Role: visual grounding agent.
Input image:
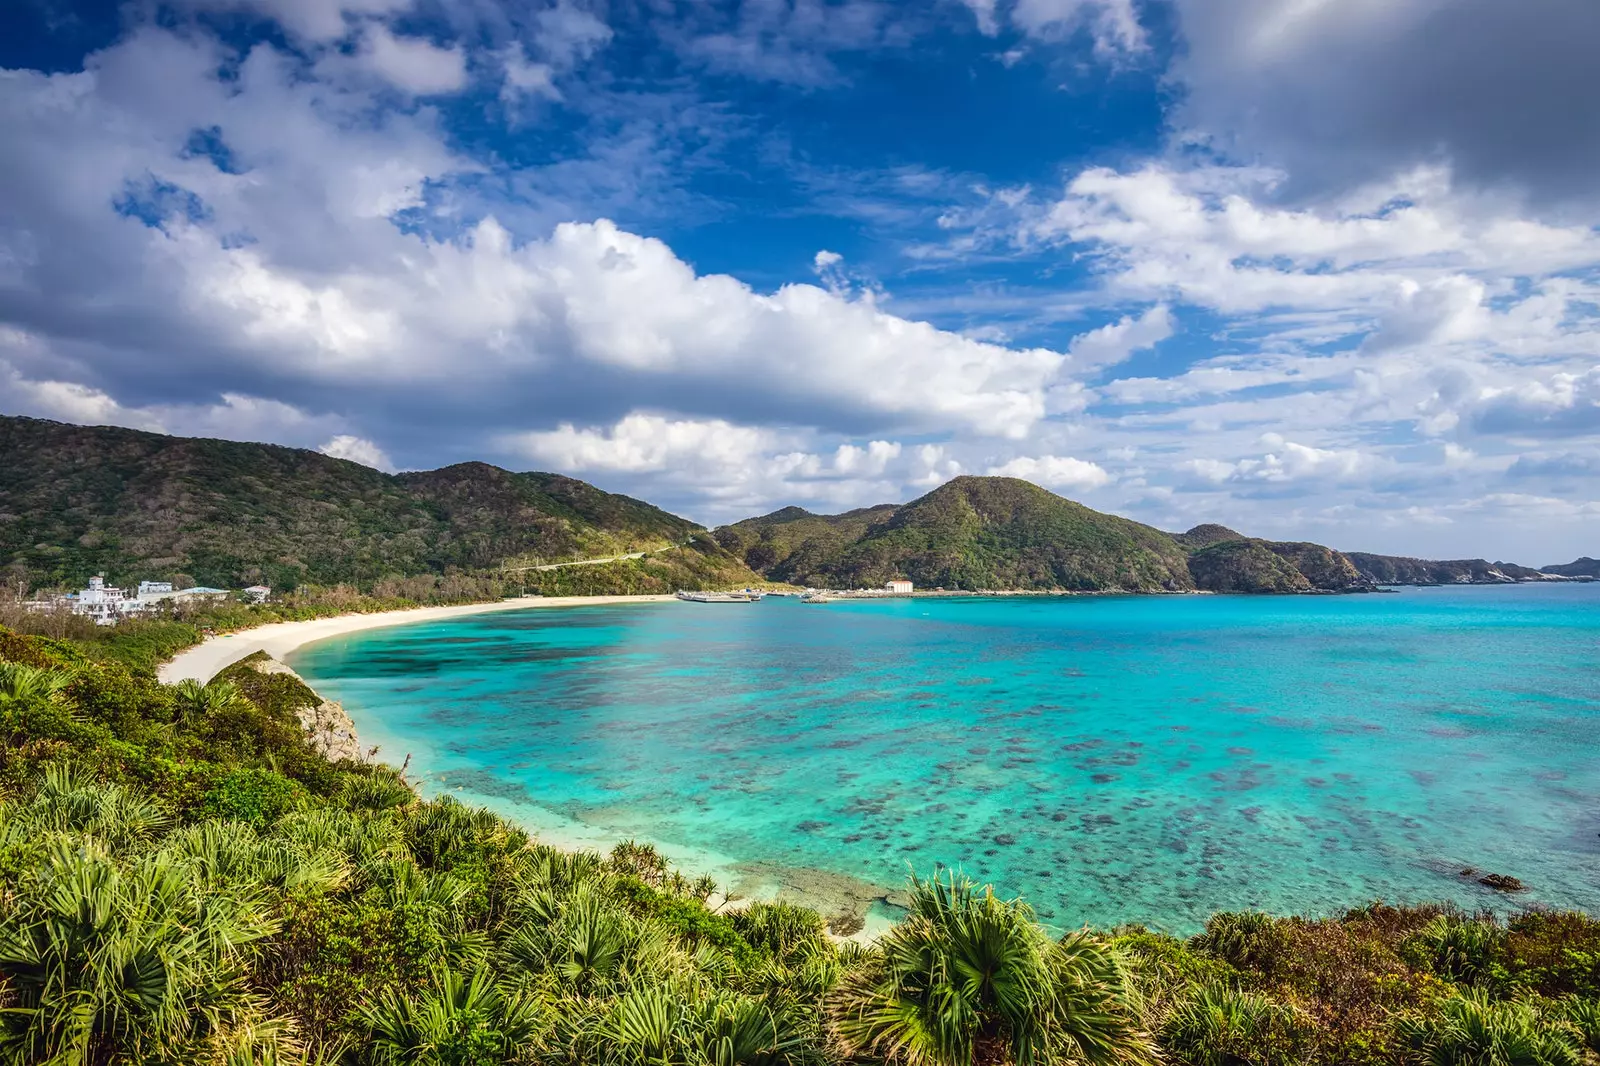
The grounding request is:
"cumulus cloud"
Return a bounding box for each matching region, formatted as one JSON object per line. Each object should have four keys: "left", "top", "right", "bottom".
{"left": 318, "top": 434, "right": 395, "bottom": 470}
{"left": 0, "top": 26, "right": 1070, "bottom": 462}
{"left": 1469, "top": 367, "right": 1600, "bottom": 439}
{"left": 986, "top": 454, "right": 1111, "bottom": 491}
{"left": 355, "top": 25, "right": 468, "bottom": 95}
{"left": 504, "top": 414, "right": 956, "bottom": 521}
{"left": 1066, "top": 304, "right": 1172, "bottom": 373}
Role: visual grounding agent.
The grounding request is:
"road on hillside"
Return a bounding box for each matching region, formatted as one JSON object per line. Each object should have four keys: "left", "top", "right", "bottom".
{"left": 498, "top": 541, "right": 692, "bottom": 573}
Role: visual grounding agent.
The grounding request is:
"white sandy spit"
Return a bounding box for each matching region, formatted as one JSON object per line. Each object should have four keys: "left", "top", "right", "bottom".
{"left": 157, "top": 595, "right": 677, "bottom": 685}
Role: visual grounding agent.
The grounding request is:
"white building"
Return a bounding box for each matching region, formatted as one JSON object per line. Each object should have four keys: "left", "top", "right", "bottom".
{"left": 137, "top": 580, "right": 174, "bottom": 601}
{"left": 243, "top": 585, "right": 271, "bottom": 603}
{"left": 885, "top": 579, "right": 914, "bottom": 594}
{"left": 70, "top": 575, "right": 149, "bottom": 625}
{"left": 173, "top": 587, "right": 230, "bottom": 603}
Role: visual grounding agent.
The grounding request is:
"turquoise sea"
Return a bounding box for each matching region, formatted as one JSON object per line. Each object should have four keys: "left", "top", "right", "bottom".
{"left": 290, "top": 585, "right": 1600, "bottom": 932}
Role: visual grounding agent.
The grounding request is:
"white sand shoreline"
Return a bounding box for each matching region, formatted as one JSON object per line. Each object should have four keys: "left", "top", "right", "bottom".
{"left": 156, "top": 594, "right": 677, "bottom": 685}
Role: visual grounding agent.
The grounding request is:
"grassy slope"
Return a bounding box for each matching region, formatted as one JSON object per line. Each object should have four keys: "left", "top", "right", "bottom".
{"left": 0, "top": 416, "right": 699, "bottom": 590}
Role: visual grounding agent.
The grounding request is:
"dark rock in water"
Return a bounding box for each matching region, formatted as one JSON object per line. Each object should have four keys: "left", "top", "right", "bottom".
{"left": 993, "top": 833, "right": 1017, "bottom": 846}
{"left": 828, "top": 913, "right": 865, "bottom": 937}
{"left": 1478, "top": 872, "right": 1527, "bottom": 892}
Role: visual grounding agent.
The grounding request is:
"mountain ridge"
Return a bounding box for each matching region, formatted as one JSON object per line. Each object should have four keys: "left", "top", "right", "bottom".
{"left": 2, "top": 415, "right": 1589, "bottom": 594}
{"left": 0, "top": 415, "right": 713, "bottom": 590}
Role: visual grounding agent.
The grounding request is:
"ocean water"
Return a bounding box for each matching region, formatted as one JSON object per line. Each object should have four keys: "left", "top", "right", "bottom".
{"left": 290, "top": 585, "right": 1600, "bottom": 932}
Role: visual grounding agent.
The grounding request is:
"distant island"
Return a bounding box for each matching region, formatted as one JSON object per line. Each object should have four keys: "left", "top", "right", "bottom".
{"left": 1, "top": 414, "right": 1591, "bottom": 599}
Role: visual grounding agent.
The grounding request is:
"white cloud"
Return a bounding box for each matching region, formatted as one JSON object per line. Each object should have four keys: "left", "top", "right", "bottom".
{"left": 356, "top": 25, "right": 468, "bottom": 95}
{"left": 509, "top": 414, "right": 778, "bottom": 475}
{"left": 986, "top": 454, "right": 1112, "bottom": 491}
{"left": 318, "top": 434, "right": 395, "bottom": 470}
{"left": 1469, "top": 366, "right": 1600, "bottom": 439}
{"left": 1066, "top": 304, "right": 1172, "bottom": 373}
{"left": 499, "top": 45, "right": 559, "bottom": 103}
{"left": 1010, "top": 0, "right": 1146, "bottom": 55}
{"left": 504, "top": 414, "right": 957, "bottom": 522}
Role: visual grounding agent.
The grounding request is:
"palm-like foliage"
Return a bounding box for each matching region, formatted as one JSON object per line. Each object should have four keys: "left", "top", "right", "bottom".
{"left": 172, "top": 678, "right": 254, "bottom": 729}
{"left": 0, "top": 839, "right": 276, "bottom": 1064}
{"left": 830, "top": 872, "right": 1157, "bottom": 1066}
{"left": 1162, "top": 984, "right": 1303, "bottom": 1066}
{"left": 1401, "top": 916, "right": 1504, "bottom": 988}
{"left": 697, "top": 995, "right": 807, "bottom": 1066}
{"left": 362, "top": 966, "right": 544, "bottom": 1065}
{"left": 1397, "top": 992, "right": 1584, "bottom": 1066}
{"left": 0, "top": 662, "right": 72, "bottom": 706}
{"left": 4, "top": 764, "right": 172, "bottom": 853}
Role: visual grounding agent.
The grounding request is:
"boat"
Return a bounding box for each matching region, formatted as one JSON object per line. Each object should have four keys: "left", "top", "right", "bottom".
{"left": 675, "top": 590, "right": 760, "bottom": 603}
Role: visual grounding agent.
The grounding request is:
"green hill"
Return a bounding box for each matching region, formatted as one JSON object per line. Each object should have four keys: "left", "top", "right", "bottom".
{"left": 0, "top": 416, "right": 702, "bottom": 590}
{"left": 1172, "top": 523, "right": 1246, "bottom": 550}
{"left": 714, "top": 504, "right": 900, "bottom": 581}
{"left": 1186, "top": 539, "right": 1313, "bottom": 593}
{"left": 722, "top": 477, "right": 1196, "bottom": 592}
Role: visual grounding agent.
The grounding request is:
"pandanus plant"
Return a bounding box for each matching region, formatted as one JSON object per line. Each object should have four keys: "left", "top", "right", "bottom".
{"left": 830, "top": 872, "right": 1158, "bottom": 1066}
{"left": 8, "top": 763, "right": 172, "bottom": 853}
{"left": 0, "top": 838, "right": 277, "bottom": 1064}
{"left": 0, "top": 661, "right": 72, "bottom": 706}
{"left": 1161, "top": 984, "right": 1303, "bottom": 1066}
{"left": 171, "top": 677, "right": 254, "bottom": 730}
{"left": 1396, "top": 991, "right": 1587, "bottom": 1066}
{"left": 362, "top": 966, "right": 544, "bottom": 1066}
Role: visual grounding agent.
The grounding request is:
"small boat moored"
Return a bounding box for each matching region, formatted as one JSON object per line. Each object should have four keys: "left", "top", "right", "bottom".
{"left": 675, "top": 590, "right": 761, "bottom": 603}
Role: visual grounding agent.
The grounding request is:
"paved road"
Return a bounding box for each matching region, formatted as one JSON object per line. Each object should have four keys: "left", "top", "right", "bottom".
{"left": 500, "top": 541, "right": 692, "bottom": 573}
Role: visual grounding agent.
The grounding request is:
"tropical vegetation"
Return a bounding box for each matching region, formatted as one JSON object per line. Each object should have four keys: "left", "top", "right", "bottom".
{"left": 2, "top": 623, "right": 1598, "bottom": 1064}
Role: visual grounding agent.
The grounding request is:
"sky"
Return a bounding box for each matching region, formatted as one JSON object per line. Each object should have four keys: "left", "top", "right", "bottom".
{"left": 2, "top": 0, "right": 1598, "bottom": 563}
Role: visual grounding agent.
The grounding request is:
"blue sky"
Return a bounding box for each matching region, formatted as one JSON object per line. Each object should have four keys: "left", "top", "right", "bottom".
{"left": 3, "top": 0, "right": 1599, "bottom": 562}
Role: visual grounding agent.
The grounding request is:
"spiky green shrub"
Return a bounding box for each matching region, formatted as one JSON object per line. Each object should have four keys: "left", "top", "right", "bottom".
{"left": 1395, "top": 991, "right": 1584, "bottom": 1066}
{"left": 1163, "top": 984, "right": 1306, "bottom": 1066}
{"left": 0, "top": 837, "right": 277, "bottom": 1062}
{"left": 1192, "top": 913, "right": 1286, "bottom": 974}
{"left": 829, "top": 871, "right": 1157, "bottom": 1066}
{"left": 1400, "top": 916, "right": 1505, "bottom": 989}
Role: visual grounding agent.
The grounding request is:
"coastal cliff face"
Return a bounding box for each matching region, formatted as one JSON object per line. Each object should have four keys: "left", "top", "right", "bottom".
{"left": 222, "top": 652, "right": 364, "bottom": 763}
{"left": 1346, "top": 553, "right": 1555, "bottom": 585}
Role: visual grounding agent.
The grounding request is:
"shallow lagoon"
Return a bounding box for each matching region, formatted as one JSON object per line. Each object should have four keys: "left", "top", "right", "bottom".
{"left": 291, "top": 584, "right": 1600, "bottom": 932}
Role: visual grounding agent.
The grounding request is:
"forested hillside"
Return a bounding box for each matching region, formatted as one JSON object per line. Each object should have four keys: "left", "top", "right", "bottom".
{"left": 0, "top": 416, "right": 700, "bottom": 590}
{"left": 722, "top": 477, "right": 1195, "bottom": 592}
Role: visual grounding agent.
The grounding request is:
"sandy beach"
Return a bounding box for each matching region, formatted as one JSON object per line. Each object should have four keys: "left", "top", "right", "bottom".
{"left": 157, "top": 594, "right": 677, "bottom": 685}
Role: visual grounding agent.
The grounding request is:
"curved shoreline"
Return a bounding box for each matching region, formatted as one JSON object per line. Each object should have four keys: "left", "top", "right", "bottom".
{"left": 156, "top": 594, "right": 678, "bottom": 685}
